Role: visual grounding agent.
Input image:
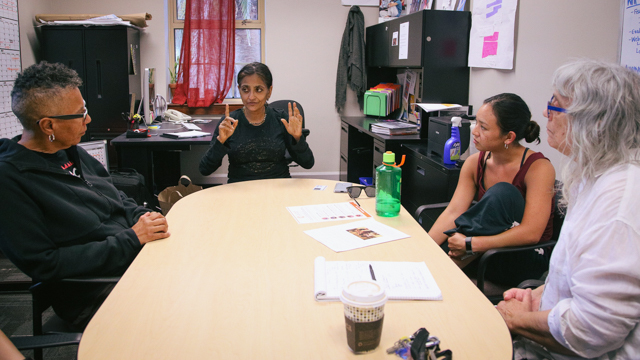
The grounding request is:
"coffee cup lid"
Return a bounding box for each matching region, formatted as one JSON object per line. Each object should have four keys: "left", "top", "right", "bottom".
{"left": 340, "top": 280, "right": 387, "bottom": 307}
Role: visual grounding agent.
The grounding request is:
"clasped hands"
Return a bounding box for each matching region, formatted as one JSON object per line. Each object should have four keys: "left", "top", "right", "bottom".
{"left": 217, "top": 103, "right": 303, "bottom": 144}
{"left": 132, "top": 212, "right": 170, "bottom": 245}
{"left": 497, "top": 287, "right": 540, "bottom": 330}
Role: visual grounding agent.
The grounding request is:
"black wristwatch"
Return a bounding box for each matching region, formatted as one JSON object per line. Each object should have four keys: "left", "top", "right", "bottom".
{"left": 465, "top": 237, "right": 474, "bottom": 255}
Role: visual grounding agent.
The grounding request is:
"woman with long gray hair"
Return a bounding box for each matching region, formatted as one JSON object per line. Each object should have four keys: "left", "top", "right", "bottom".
{"left": 497, "top": 59, "right": 640, "bottom": 359}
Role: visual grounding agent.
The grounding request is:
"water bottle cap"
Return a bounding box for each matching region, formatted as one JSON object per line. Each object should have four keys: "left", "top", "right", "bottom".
{"left": 382, "top": 151, "right": 395, "bottom": 164}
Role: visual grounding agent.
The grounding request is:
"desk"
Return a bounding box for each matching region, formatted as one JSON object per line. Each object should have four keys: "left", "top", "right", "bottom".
{"left": 78, "top": 179, "right": 511, "bottom": 359}
{"left": 111, "top": 121, "right": 219, "bottom": 193}
{"left": 340, "top": 117, "right": 426, "bottom": 185}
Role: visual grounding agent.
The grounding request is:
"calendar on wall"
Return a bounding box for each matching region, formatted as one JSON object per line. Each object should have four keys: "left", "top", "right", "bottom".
{"left": 0, "top": 0, "right": 20, "bottom": 139}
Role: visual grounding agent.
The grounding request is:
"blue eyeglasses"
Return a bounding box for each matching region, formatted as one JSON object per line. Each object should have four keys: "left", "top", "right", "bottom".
{"left": 547, "top": 96, "right": 567, "bottom": 117}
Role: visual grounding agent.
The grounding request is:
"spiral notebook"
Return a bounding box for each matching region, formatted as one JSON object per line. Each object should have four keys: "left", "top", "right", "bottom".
{"left": 313, "top": 256, "right": 442, "bottom": 301}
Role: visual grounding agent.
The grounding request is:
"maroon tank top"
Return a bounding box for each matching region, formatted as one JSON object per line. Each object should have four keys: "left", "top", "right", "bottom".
{"left": 476, "top": 149, "right": 554, "bottom": 242}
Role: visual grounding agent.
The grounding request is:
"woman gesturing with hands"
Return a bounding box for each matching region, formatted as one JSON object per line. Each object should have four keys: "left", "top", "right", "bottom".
{"left": 200, "top": 62, "right": 314, "bottom": 183}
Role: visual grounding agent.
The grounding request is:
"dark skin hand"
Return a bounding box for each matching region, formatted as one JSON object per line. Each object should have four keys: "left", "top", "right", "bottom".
{"left": 132, "top": 212, "right": 170, "bottom": 245}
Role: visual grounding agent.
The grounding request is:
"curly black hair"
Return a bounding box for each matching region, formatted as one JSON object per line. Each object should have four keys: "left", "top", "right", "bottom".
{"left": 11, "top": 61, "right": 82, "bottom": 130}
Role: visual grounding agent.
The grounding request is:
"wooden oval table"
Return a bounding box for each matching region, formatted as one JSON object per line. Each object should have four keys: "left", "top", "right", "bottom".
{"left": 78, "top": 178, "right": 512, "bottom": 359}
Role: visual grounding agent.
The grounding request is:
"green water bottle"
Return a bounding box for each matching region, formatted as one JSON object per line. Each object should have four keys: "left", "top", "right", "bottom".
{"left": 375, "top": 151, "right": 402, "bottom": 217}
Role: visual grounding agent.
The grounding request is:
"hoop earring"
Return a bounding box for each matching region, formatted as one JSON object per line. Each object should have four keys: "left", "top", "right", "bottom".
{"left": 504, "top": 143, "right": 508, "bottom": 149}
{"left": 49, "top": 133, "right": 55, "bottom": 142}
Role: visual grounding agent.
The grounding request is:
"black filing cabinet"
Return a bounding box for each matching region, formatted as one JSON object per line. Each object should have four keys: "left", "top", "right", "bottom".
{"left": 41, "top": 25, "right": 141, "bottom": 167}
{"left": 402, "top": 143, "right": 460, "bottom": 224}
{"left": 365, "top": 10, "right": 471, "bottom": 105}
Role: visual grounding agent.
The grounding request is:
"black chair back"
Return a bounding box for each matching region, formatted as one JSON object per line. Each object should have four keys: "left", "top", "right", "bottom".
{"left": 268, "top": 100, "right": 305, "bottom": 128}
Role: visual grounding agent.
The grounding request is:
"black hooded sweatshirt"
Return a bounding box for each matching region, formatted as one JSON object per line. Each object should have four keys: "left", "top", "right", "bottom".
{"left": 0, "top": 136, "right": 145, "bottom": 327}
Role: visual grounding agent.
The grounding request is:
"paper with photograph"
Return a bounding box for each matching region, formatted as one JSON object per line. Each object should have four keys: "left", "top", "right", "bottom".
{"left": 304, "top": 218, "right": 409, "bottom": 252}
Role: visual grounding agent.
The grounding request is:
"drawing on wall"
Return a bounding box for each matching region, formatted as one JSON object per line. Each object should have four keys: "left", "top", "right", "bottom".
{"left": 379, "top": 0, "right": 403, "bottom": 20}
{"left": 621, "top": 0, "right": 640, "bottom": 73}
{"left": 468, "top": 0, "right": 518, "bottom": 70}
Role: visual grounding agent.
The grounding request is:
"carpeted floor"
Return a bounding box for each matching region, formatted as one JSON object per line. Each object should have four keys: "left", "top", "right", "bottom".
{"left": 0, "top": 256, "right": 77, "bottom": 360}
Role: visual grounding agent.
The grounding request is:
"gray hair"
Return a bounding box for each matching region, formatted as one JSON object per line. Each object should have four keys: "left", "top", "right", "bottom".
{"left": 11, "top": 61, "right": 82, "bottom": 131}
{"left": 552, "top": 59, "right": 640, "bottom": 206}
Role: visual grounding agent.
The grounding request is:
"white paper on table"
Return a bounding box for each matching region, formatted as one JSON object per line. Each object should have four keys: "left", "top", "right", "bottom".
{"left": 304, "top": 218, "right": 410, "bottom": 252}
{"left": 313, "top": 256, "right": 443, "bottom": 301}
{"left": 287, "top": 202, "right": 371, "bottom": 224}
{"left": 467, "top": 0, "right": 518, "bottom": 70}
{"left": 399, "top": 22, "right": 409, "bottom": 60}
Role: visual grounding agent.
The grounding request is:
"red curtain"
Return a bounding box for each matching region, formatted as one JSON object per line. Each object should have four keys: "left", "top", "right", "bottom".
{"left": 172, "top": 0, "right": 235, "bottom": 107}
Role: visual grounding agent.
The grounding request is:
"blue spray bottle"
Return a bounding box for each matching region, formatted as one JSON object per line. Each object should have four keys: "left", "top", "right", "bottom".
{"left": 443, "top": 116, "right": 462, "bottom": 165}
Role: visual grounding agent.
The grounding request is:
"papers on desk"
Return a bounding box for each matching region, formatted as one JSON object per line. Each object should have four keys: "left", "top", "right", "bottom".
{"left": 160, "top": 130, "right": 211, "bottom": 139}
{"left": 287, "top": 201, "right": 371, "bottom": 224}
{"left": 304, "top": 218, "right": 409, "bottom": 252}
{"left": 414, "top": 103, "right": 462, "bottom": 113}
{"left": 314, "top": 256, "right": 442, "bottom": 301}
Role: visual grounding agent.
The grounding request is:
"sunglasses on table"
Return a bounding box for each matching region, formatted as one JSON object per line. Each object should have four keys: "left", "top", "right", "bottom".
{"left": 346, "top": 186, "right": 375, "bottom": 206}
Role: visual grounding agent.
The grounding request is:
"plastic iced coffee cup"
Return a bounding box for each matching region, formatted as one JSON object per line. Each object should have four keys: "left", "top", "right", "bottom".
{"left": 339, "top": 280, "right": 388, "bottom": 353}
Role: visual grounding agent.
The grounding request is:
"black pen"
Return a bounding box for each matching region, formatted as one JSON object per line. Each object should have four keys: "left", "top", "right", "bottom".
{"left": 369, "top": 264, "right": 377, "bottom": 281}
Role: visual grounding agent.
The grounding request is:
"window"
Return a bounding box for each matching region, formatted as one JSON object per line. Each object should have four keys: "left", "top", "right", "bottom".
{"left": 169, "top": 0, "right": 265, "bottom": 100}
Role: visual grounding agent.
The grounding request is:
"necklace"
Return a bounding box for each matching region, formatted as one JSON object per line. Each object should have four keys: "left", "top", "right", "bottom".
{"left": 243, "top": 107, "right": 266, "bottom": 126}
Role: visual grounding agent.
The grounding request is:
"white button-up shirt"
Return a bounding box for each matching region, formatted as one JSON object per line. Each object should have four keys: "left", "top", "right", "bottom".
{"left": 539, "top": 163, "right": 640, "bottom": 359}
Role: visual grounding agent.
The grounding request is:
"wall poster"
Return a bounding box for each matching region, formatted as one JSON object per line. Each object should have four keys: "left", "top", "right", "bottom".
{"left": 467, "top": 0, "right": 518, "bottom": 70}
{"left": 621, "top": 0, "right": 640, "bottom": 73}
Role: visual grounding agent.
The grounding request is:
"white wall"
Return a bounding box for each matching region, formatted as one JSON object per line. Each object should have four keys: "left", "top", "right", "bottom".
{"left": 467, "top": 0, "right": 620, "bottom": 174}
{"left": 18, "top": 0, "right": 51, "bottom": 66}
{"left": 17, "top": 0, "right": 621, "bottom": 183}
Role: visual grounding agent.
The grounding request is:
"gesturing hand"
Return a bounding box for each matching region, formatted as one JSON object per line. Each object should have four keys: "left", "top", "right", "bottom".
{"left": 280, "top": 102, "right": 303, "bottom": 142}
{"left": 132, "top": 212, "right": 170, "bottom": 245}
{"left": 218, "top": 104, "right": 238, "bottom": 144}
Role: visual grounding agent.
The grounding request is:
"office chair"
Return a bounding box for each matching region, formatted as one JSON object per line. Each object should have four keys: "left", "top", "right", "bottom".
{"left": 29, "top": 277, "right": 119, "bottom": 360}
{"left": 9, "top": 332, "right": 82, "bottom": 351}
{"left": 415, "top": 181, "right": 565, "bottom": 304}
{"left": 268, "top": 100, "right": 311, "bottom": 167}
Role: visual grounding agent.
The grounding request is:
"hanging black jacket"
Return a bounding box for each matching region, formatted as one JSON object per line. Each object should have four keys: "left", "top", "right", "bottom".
{"left": 335, "top": 5, "right": 366, "bottom": 112}
{"left": 0, "top": 136, "right": 146, "bottom": 326}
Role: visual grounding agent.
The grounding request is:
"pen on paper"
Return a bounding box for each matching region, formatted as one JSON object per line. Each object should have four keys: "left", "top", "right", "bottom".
{"left": 369, "top": 264, "right": 377, "bottom": 281}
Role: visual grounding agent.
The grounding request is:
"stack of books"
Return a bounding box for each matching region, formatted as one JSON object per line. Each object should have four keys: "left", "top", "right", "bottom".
{"left": 370, "top": 120, "right": 419, "bottom": 135}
